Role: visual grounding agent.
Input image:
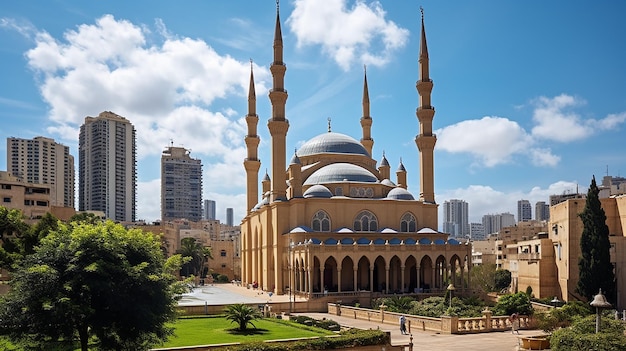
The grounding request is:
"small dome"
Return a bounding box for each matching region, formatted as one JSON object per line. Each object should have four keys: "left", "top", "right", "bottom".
{"left": 381, "top": 179, "right": 396, "bottom": 187}
{"left": 298, "top": 132, "right": 369, "bottom": 157}
{"left": 386, "top": 187, "right": 415, "bottom": 200}
{"left": 290, "top": 152, "right": 301, "bottom": 165}
{"left": 304, "top": 163, "right": 378, "bottom": 185}
{"left": 397, "top": 161, "right": 406, "bottom": 172}
{"left": 303, "top": 184, "right": 333, "bottom": 198}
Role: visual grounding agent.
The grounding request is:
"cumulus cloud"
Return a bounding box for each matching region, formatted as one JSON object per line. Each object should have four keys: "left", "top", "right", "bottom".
{"left": 287, "top": 0, "right": 409, "bottom": 70}
{"left": 17, "top": 14, "right": 271, "bottom": 222}
{"left": 437, "top": 94, "right": 626, "bottom": 168}
{"left": 437, "top": 180, "right": 580, "bottom": 224}
{"left": 436, "top": 116, "right": 532, "bottom": 167}
{"left": 531, "top": 94, "right": 626, "bottom": 142}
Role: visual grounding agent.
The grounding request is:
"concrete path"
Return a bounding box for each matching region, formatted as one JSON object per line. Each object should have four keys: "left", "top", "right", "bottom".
{"left": 298, "top": 312, "right": 546, "bottom": 351}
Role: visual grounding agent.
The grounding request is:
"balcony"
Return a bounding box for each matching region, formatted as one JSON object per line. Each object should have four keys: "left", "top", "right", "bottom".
{"left": 518, "top": 252, "right": 541, "bottom": 262}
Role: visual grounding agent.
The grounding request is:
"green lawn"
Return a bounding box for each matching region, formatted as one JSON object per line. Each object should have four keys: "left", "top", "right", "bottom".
{"left": 157, "top": 316, "right": 335, "bottom": 348}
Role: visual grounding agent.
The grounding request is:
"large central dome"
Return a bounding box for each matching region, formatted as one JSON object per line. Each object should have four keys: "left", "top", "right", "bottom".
{"left": 298, "top": 132, "right": 369, "bottom": 157}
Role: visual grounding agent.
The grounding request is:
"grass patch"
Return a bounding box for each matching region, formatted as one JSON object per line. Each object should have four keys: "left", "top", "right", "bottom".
{"left": 158, "top": 316, "right": 335, "bottom": 348}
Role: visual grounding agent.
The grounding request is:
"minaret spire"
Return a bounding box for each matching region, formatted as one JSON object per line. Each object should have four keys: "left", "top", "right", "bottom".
{"left": 360, "top": 65, "right": 374, "bottom": 156}
{"left": 244, "top": 59, "right": 261, "bottom": 212}
{"left": 415, "top": 7, "right": 437, "bottom": 203}
{"left": 268, "top": 0, "right": 289, "bottom": 202}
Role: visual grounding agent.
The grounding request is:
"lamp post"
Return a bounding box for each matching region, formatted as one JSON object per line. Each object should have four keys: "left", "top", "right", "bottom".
{"left": 447, "top": 284, "right": 455, "bottom": 309}
{"left": 590, "top": 289, "right": 612, "bottom": 333}
{"left": 551, "top": 296, "right": 560, "bottom": 309}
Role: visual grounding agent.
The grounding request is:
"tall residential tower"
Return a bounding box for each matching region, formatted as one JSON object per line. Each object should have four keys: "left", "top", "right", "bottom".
{"left": 161, "top": 144, "right": 203, "bottom": 222}
{"left": 79, "top": 111, "right": 136, "bottom": 222}
{"left": 7, "top": 136, "right": 74, "bottom": 208}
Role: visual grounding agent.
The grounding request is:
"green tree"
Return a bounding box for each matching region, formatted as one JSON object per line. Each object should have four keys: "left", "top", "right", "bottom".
{"left": 494, "top": 269, "right": 512, "bottom": 291}
{"left": 577, "top": 176, "right": 616, "bottom": 302}
{"left": 0, "top": 206, "right": 31, "bottom": 269}
{"left": 470, "top": 263, "right": 497, "bottom": 293}
{"left": 0, "top": 220, "right": 180, "bottom": 351}
{"left": 68, "top": 212, "right": 102, "bottom": 224}
{"left": 178, "top": 237, "right": 213, "bottom": 278}
{"left": 224, "top": 303, "right": 262, "bottom": 331}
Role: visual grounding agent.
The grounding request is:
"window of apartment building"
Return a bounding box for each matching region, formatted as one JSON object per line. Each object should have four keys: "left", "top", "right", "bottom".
{"left": 3, "top": 197, "right": 11, "bottom": 203}
{"left": 1, "top": 184, "right": 10, "bottom": 190}
{"left": 221, "top": 264, "right": 226, "bottom": 268}
{"left": 220, "top": 250, "right": 226, "bottom": 257}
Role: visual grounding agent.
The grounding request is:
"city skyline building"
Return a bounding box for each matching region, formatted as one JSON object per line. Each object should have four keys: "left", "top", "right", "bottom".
{"left": 79, "top": 111, "right": 136, "bottom": 222}
{"left": 7, "top": 136, "right": 75, "bottom": 208}
{"left": 442, "top": 199, "right": 469, "bottom": 238}
{"left": 535, "top": 201, "right": 550, "bottom": 221}
{"left": 482, "top": 212, "right": 516, "bottom": 236}
{"left": 6, "top": 136, "right": 75, "bottom": 208}
{"left": 226, "top": 207, "right": 233, "bottom": 226}
{"left": 470, "top": 222, "right": 486, "bottom": 240}
{"left": 204, "top": 199, "right": 216, "bottom": 220}
{"left": 517, "top": 199, "right": 532, "bottom": 222}
{"left": 161, "top": 144, "right": 203, "bottom": 222}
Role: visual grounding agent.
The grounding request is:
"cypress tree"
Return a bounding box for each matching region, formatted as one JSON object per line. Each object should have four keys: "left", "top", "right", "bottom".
{"left": 576, "top": 176, "right": 616, "bottom": 302}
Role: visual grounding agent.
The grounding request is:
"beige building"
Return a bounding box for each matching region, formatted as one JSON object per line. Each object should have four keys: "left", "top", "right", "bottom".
{"left": 240, "top": 8, "right": 471, "bottom": 297}
{"left": 0, "top": 171, "right": 51, "bottom": 219}
{"left": 7, "top": 136, "right": 75, "bottom": 208}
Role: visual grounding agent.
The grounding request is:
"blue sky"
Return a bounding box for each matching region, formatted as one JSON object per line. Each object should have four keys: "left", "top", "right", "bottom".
{"left": 1, "top": 0, "right": 625, "bottom": 227}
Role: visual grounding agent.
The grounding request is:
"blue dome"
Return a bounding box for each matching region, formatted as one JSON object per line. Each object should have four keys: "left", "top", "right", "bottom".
{"left": 298, "top": 132, "right": 369, "bottom": 157}
{"left": 304, "top": 163, "right": 378, "bottom": 185}
{"left": 386, "top": 187, "right": 415, "bottom": 200}
{"left": 303, "top": 184, "right": 333, "bottom": 198}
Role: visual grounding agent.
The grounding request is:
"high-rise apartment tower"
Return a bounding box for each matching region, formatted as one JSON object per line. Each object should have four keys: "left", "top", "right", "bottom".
{"left": 161, "top": 144, "right": 203, "bottom": 222}
{"left": 7, "top": 136, "right": 74, "bottom": 208}
{"left": 79, "top": 111, "right": 136, "bottom": 222}
{"left": 442, "top": 199, "right": 469, "bottom": 237}
{"left": 226, "top": 207, "right": 234, "bottom": 226}
{"left": 204, "top": 199, "right": 216, "bottom": 220}
{"left": 517, "top": 199, "right": 532, "bottom": 222}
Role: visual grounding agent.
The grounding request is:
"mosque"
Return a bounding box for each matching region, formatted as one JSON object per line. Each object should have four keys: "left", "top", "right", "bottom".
{"left": 240, "top": 5, "right": 472, "bottom": 298}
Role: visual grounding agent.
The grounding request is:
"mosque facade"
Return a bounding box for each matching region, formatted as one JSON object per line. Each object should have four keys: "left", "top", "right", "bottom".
{"left": 241, "top": 6, "right": 471, "bottom": 297}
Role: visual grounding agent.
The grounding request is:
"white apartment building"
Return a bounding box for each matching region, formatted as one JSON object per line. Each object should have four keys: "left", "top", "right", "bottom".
{"left": 442, "top": 199, "right": 469, "bottom": 238}
{"left": 79, "top": 111, "right": 136, "bottom": 222}
{"left": 161, "top": 145, "right": 203, "bottom": 222}
{"left": 7, "top": 136, "right": 74, "bottom": 208}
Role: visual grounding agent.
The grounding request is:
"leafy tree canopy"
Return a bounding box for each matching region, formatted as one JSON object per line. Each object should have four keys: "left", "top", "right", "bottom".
{"left": 494, "top": 269, "right": 512, "bottom": 291}
{"left": 0, "top": 220, "right": 181, "bottom": 351}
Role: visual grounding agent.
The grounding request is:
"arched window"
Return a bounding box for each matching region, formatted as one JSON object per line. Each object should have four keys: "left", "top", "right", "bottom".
{"left": 400, "top": 212, "right": 417, "bottom": 232}
{"left": 312, "top": 210, "right": 331, "bottom": 232}
{"left": 354, "top": 211, "right": 378, "bottom": 232}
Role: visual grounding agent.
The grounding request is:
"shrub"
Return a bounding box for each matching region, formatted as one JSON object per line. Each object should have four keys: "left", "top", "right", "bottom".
{"left": 550, "top": 315, "right": 626, "bottom": 351}
{"left": 536, "top": 301, "right": 593, "bottom": 332}
{"left": 493, "top": 292, "right": 533, "bottom": 316}
{"left": 217, "top": 274, "right": 230, "bottom": 283}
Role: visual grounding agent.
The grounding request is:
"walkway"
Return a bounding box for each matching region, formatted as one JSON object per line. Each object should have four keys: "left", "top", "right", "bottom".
{"left": 180, "top": 284, "right": 546, "bottom": 350}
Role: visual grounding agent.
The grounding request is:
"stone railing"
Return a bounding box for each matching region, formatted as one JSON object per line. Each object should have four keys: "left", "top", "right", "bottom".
{"left": 328, "top": 303, "right": 533, "bottom": 335}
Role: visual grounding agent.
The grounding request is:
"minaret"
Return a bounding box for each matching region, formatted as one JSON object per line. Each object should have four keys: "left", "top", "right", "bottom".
{"left": 244, "top": 61, "right": 261, "bottom": 212}
{"left": 360, "top": 65, "right": 374, "bottom": 156}
{"left": 267, "top": 1, "right": 289, "bottom": 202}
{"left": 415, "top": 8, "right": 436, "bottom": 203}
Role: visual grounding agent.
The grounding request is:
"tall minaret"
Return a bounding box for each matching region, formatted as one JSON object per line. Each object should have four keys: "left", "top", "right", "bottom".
{"left": 415, "top": 7, "right": 436, "bottom": 203}
{"left": 267, "top": 0, "right": 289, "bottom": 202}
{"left": 244, "top": 61, "right": 261, "bottom": 212}
{"left": 360, "top": 66, "right": 374, "bottom": 156}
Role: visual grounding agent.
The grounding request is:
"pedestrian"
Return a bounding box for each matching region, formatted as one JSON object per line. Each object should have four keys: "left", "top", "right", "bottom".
{"left": 399, "top": 315, "right": 407, "bottom": 335}
{"left": 510, "top": 313, "right": 519, "bottom": 334}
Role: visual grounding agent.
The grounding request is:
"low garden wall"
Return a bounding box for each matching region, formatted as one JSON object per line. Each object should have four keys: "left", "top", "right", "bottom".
{"left": 328, "top": 303, "right": 534, "bottom": 335}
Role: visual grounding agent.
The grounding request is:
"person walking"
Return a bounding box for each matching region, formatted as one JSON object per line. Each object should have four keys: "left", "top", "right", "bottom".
{"left": 399, "top": 315, "right": 407, "bottom": 335}
{"left": 510, "top": 313, "right": 519, "bottom": 334}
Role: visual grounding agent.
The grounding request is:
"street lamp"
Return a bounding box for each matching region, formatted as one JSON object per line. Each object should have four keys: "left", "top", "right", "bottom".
{"left": 447, "top": 284, "right": 455, "bottom": 309}
{"left": 590, "top": 289, "right": 612, "bottom": 333}
{"left": 551, "top": 296, "right": 560, "bottom": 308}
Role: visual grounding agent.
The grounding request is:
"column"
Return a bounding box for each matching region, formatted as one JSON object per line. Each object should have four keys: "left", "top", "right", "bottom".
{"left": 370, "top": 266, "right": 374, "bottom": 293}
{"left": 385, "top": 267, "right": 390, "bottom": 294}
{"left": 337, "top": 268, "right": 342, "bottom": 292}
{"left": 416, "top": 265, "right": 421, "bottom": 293}
{"left": 401, "top": 266, "right": 406, "bottom": 293}
{"left": 353, "top": 269, "right": 358, "bottom": 292}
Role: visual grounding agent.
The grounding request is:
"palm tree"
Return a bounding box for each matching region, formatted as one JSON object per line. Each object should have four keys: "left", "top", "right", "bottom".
{"left": 225, "top": 303, "right": 262, "bottom": 331}
{"left": 177, "top": 237, "right": 213, "bottom": 278}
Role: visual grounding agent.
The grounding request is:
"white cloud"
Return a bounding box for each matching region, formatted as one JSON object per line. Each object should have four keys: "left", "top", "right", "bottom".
{"left": 529, "top": 148, "right": 560, "bottom": 167}
{"left": 436, "top": 116, "right": 532, "bottom": 167}
{"left": 437, "top": 180, "right": 580, "bottom": 224}
{"left": 287, "top": 0, "right": 409, "bottom": 70}
{"left": 136, "top": 178, "right": 161, "bottom": 222}
{"left": 25, "top": 14, "right": 270, "bottom": 162}
{"left": 531, "top": 94, "right": 626, "bottom": 142}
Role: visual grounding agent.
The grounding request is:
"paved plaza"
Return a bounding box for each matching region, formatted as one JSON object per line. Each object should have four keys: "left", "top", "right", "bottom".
{"left": 180, "top": 284, "right": 544, "bottom": 350}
